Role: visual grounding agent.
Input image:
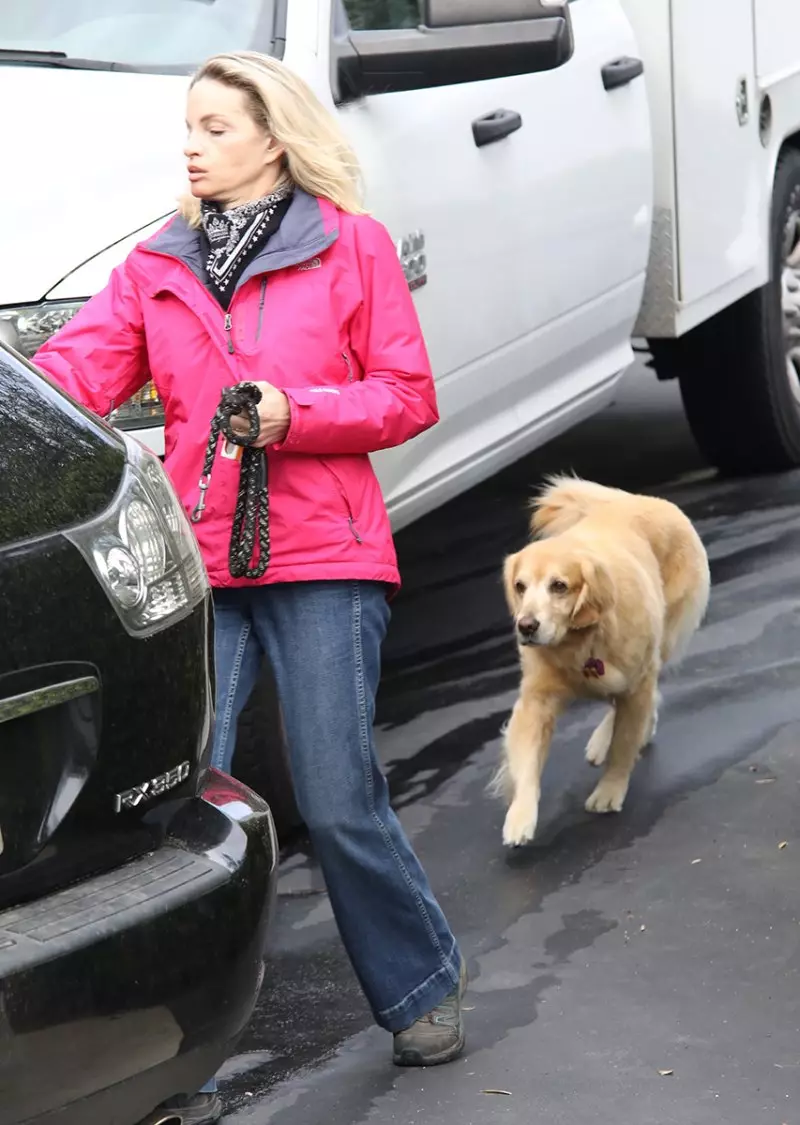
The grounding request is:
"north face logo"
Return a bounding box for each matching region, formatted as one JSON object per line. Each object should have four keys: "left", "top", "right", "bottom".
{"left": 298, "top": 257, "right": 322, "bottom": 271}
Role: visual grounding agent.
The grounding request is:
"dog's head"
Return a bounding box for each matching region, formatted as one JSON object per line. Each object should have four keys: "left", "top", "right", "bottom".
{"left": 503, "top": 540, "right": 615, "bottom": 647}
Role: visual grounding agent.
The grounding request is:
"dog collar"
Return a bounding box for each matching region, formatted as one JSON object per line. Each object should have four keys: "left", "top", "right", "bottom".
{"left": 583, "top": 657, "right": 605, "bottom": 678}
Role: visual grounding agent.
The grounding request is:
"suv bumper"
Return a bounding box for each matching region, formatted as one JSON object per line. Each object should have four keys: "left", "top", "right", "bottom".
{"left": 0, "top": 770, "right": 278, "bottom": 1125}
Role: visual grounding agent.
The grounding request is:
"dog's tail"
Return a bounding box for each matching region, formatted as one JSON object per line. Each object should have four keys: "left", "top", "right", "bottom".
{"left": 530, "top": 474, "right": 629, "bottom": 538}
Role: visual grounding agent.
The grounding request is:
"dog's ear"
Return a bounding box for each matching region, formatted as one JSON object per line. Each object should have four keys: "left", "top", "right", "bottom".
{"left": 571, "top": 556, "right": 615, "bottom": 629}
{"left": 503, "top": 551, "right": 522, "bottom": 614}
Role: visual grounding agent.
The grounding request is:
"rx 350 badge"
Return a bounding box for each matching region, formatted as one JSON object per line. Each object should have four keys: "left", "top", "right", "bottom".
{"left": 114, "top": 760, "right": 191, "bottom": 812}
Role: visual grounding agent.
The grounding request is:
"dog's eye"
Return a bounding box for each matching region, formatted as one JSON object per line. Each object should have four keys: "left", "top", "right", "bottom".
{"left": 514, "top": 579, "right": 527, "bottom": 596}
{"left": 549, "top": 579, "right": 568, "bottom": 594}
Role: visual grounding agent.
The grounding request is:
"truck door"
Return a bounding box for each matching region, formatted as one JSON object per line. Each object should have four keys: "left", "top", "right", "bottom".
{"left": 331, "top": 0, "right": 652, "bottom": 527}
{"left": 670, "top": 0, "right": 759, "bottom": 306}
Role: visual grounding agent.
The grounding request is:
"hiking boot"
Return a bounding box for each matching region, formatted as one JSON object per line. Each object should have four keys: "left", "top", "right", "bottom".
{"left": 393, "top": 959, "right": 468, "bottom": 1067}
{"left": 154, "top": 1092, "right": 223, "bottom": 1125}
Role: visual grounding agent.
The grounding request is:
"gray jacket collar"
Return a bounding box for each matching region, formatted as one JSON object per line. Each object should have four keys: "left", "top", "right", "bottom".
{"left": 146, "top": 188, "right": 339, "bottom": 291}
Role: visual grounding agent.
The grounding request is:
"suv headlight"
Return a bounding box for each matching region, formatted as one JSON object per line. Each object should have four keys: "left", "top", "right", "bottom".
{"left": 0, "top": 301, "right": 88, "bottom": 358}
{"left": 0, "top": 301, "right": 165, "bottom": 430}
{"left": 65, "top": 433, "right": 209, "bottom": 638}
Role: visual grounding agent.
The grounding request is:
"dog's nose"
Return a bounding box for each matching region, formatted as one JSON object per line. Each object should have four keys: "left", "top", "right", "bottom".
{"left": 517, "top": 615, "right": 540, "bottom": 638}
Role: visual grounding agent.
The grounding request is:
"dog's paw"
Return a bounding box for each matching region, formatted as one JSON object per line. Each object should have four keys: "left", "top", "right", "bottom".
{"left": 585, "top": 711, "right": 614, "bottom": 767}
{"left": 585, "top": 774, "right": 629, "bottom": 814}
{"left": 502, "top": 800, "right": 539, "bottom": 847}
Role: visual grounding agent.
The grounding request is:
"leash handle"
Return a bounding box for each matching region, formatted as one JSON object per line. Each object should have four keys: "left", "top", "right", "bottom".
{"left": 191, "top": 384, "right": 271, "bottom": 579}
{"left": 191, "top": 383, "right": 262, "bottom": 521}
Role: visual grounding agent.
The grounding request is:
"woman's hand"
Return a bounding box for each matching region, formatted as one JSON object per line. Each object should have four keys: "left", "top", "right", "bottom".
{"left": 230, "top": 381, "right": 290, "bottom": 447}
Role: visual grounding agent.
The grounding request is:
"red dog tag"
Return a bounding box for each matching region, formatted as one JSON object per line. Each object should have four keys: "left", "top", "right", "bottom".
{"left": 583, "top": 657, "right": 605, "bottom": 678}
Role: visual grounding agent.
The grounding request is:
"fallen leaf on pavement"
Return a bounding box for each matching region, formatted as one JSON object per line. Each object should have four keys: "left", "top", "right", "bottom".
{"left": 658, "top": 1069, "right": 674, "bottom": 1077}
{"left": 779, "top": 841, "right": 788, "bottom": 849}
{"left": 481, "top": 1089, "right": 512, "bottom": 1096}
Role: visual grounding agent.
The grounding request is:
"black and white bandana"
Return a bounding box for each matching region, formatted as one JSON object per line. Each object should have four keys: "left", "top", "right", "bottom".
{"left": 199, "top": 182, "right": 294, "bottom": 308}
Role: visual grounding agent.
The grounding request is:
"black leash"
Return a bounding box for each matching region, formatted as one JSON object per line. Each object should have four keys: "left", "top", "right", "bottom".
{"left": 190, "top": 383, "right": 270, "bottom": 579}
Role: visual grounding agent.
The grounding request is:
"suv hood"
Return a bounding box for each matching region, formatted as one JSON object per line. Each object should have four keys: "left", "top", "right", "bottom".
{"left": 0, "top": 66, "right": 187, "bottom": 305}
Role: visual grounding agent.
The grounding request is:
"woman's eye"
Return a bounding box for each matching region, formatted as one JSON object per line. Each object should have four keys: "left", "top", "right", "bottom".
{"left": 549, "top": 579, "right": 568, "bottom": 594}
{"left": 514, "top": 580, "right": 526, "bottom": 596}
{"left": 209, "top": 129, "right": 225, "bottom": 136}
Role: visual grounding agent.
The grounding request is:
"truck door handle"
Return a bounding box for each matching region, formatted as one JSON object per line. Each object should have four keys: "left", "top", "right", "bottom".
{"left": 472, "top": 109, "right": 523, "bottom": 148}
{"left": 601, "top": 56, "right": 644, "bottom": 91}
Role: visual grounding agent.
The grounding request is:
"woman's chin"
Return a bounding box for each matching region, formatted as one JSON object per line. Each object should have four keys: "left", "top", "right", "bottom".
{"left": 188, "top": 181, "right": 215, "bottom": 199}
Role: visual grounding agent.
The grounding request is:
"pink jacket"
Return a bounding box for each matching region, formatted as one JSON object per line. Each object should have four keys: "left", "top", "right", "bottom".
{"left": 34, "top": 191, "right": 438, "bottom": 589}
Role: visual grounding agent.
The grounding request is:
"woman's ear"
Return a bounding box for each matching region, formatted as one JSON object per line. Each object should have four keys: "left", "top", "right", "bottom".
{"left": 264, "top": 135, "right": 286, "bottom": 166}
{"left": 502, "top": 551, "right": 521, "bottom": 615}
{"left": 571, "top": 556, "right": 615, "bottom": 629}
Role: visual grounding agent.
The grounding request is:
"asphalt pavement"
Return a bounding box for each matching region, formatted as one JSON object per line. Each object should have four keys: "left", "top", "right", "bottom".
{"left": 221, "top": 361, "right": 800, "bottom": 1124}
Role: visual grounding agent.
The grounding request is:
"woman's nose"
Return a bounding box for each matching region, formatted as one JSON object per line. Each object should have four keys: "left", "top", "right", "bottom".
{"left": 184, "top": 134, "right": 202, "bottom": 159}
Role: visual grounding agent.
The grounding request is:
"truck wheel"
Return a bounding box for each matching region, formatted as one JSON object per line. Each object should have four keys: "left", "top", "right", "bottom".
{"left": 649, "top": 147, "right": 800, "bottom": 474}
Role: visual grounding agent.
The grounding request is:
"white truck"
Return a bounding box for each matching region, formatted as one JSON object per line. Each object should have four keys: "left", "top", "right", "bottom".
{"left": 2, "top": 0, "right": 800, "bottom": 524}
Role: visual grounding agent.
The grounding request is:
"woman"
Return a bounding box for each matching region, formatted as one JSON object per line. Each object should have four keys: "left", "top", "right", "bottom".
{"left": 34, "top": 51, "right": 466, "bottom": 1125}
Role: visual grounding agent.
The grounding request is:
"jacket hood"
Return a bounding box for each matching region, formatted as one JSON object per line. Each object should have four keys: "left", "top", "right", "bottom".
{"left": 145, "top": 189, "right": 340, "bottom": 291}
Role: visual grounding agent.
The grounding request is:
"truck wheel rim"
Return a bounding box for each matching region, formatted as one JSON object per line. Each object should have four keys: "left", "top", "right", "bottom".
{"left": 781, "top": 209, "right": 800, "bottom": 404}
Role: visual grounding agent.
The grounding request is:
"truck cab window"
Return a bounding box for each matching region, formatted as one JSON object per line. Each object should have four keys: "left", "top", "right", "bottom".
{"left": 343, "top": 0, "right": 419, "bottom": 30}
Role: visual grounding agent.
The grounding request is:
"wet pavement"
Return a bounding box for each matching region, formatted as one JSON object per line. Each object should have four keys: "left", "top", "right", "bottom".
{"left": 223, "top": 362, "right": 800, "bottom": 1124}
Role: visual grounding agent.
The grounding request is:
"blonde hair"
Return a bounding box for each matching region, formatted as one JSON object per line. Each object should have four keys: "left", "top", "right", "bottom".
{"left": 179, "top": 51, "right": 366, "bottom": 226}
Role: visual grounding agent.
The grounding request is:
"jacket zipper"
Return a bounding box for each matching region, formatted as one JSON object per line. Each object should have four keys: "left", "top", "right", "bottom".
{"left": 342, "top": 350, "right": 354, "bottom": 382}
{"left": 321, "top": 461, "right": 362, "bottom": 544}
{"left": 226, "top": 279, "right": 267, "bottom": 351}
{"left": 224, "top": 312, "right": 235, "bottom": 354}
{"left": 255, "top": 279, "right": 267, "bottom": 343}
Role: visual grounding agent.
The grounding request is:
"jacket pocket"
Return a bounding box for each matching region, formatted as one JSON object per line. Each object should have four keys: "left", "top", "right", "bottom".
{"left": 320, "top": 458, "right": 362, "bottom": 544}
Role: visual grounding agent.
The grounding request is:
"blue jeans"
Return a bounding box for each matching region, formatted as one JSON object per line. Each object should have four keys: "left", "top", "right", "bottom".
{"left": 199, "top": 581, "right": 461, "bottom": 1094}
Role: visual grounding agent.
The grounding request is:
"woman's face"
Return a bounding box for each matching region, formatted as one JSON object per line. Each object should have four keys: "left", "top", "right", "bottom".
{"left": 184, "top": 78, "right": 284, "bottom": 207}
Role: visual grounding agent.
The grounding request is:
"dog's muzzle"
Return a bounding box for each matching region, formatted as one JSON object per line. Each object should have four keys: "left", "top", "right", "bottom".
{"left": 516, "top": 615, "right": 540, "bottom": 645}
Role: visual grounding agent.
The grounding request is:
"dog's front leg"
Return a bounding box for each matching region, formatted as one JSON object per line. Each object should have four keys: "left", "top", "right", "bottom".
{"left": 585, "top": 675, "right": 658, "bottom": 814}
{"left": 500, "top": 694, "right": 560, "bottom": 847}
{"left": 585, "top": 706, "right": 615, "bottom": 766}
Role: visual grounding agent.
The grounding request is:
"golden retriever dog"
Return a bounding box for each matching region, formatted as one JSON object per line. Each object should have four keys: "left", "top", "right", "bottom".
{"left": 496, "top": 476, "right": 710, "bottom": 847}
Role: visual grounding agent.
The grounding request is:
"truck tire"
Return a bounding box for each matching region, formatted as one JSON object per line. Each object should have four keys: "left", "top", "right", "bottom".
{"left": 649, "top": 147, "right": 800, "bottom": 474}
{"left": 233, "top": 660, "right": 304, "bottom": 840}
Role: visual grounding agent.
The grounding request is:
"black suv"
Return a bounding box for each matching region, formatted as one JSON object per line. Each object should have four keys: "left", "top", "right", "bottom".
{"left": 0, "top": 341, "right": 278, "bottom": 1125}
